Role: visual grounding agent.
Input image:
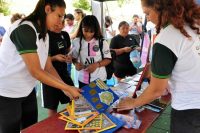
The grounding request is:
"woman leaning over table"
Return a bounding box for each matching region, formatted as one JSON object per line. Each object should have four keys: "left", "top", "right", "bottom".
{"left": 117, "top": 0, "right": 200, "bottom": 133}
{"left": 0, "top": 0, "right": 81, "bottom": 132}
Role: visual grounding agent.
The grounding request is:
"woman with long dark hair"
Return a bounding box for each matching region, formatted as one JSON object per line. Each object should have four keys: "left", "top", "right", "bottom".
{"left": 117, "top": 0, "right": 200, "bottom": 132}
{"left": 0, "top": 0, "right": 80, "bottom": 132}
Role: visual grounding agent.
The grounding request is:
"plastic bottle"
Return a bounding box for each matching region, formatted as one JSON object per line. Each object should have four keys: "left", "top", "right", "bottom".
{"left": 129, "top": 50, "right": 141, "bottom": 69}
{"left": 140, "top": 78, "right": 149, "bottom": 91}
{"left": 112, "top": 112, "right": 141, "bottom": 129}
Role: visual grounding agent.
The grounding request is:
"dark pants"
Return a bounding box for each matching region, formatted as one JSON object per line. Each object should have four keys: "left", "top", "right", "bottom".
{"left": 114, "top": 61, "right": 137, "bottom": 79}
{"left": 42, "top": 75, "right": 74, "bottom": 110}
{"left": 0, "top": 89, "right": 38, "bottom": 133}
{"left": 171, "top": 108, "right": 200, "bottom": 133}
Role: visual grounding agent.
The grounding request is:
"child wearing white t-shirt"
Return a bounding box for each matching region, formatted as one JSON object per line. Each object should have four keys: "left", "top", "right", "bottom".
{"left": 72, "top": 15, "right": 112, "bottom": 88}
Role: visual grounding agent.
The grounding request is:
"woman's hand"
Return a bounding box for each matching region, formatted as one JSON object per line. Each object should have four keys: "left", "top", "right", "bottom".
{"left": 135, "top": 47, "right": 141, "bottom": 51}
{"left": 123, "top": 47, "right": 132, "bottom": 53}
{"left": 85, "top": 63, "right": 99, "bottom": 73}
{"left": 65, "top": 55, "right": 72, "bottom": 63}
{"left": 108, "top": 30, "right": 116, "bottom": 36}
{"left": 116, "top": 97, "right": 136, "bottom": 111}
{"left": 52, "top": 54, "right": 66, "bottom": 62}
{"left": 75, "top": 62, "right": 84, "bottom": 71}
{"left": 63, "top": 86, "right": 82, "bottom": 100}
{"left": 75, "top": 62, "right": 85, "bottom": 71}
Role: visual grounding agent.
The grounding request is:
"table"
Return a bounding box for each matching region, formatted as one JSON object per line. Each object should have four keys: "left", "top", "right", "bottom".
{"left": 22, "top": 94, "right": 171, "bottom": 133}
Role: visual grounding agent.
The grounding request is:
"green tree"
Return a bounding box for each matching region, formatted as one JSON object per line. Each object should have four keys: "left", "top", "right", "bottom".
{"left": 117, "top": 0, "right": 133, "bottom": 8}
{"left": 0, "top": 0, "right": 10, "bottom": 16}
{"left": 73, "top": 0, "right": 91, "bottom": 11}
{"left": 117, "top": 0, "right": 126, "bottom": 8}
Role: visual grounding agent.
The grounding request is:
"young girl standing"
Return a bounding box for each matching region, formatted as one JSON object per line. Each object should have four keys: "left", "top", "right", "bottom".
{"left": 72, "top": 15, "right": 111, "bottom": 88}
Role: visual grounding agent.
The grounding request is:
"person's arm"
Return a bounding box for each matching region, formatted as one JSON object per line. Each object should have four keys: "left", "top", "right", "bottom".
{"left": 86, "top": 59, "right": 111, "bottom": 73}
{"left": 109, "top": 30, "right": 116, "bottom": 37}
{"left": 107, "top": 27, "right": 116, "bottom": 37}
{"left": 10, "top": 24, "right": 80, "bottom": 99}
{"left": 72, "top": 55, "right": 84, "bottom": 71}
{"left": 136, "top": 23, "right": 143, "bottom": 33}
{"left": 21, "top": 53, "right": 80, "bottom": 99}
{"left": 69, "top": 22, "right": 80, "bottom": 39}
{"left": 69, "top": 30, "right": 78, "bottom": 40}
{"left": 117, "top": 43, "right": 177, "bottom": 111}
{"left": 117, "top": 76, "right": 168, "bottom": 111}
{"left": 135, "top": 76, "right": 168, "bottom": 105}
{"left": 0, "top": 36, "right": 2, "bottom": 43}
{"left": 97, "top": 59, "right": 111, "bottom": 67}
{"left": 51, "top": 54, "right": 66, "bottom": 62}
{"left": 112, "top": 47, "right": 132, "bottom": 56}
{"left": 110, "top": 36, "right": 132, "bottom": 56}
{"left": 129, "top": 22, "right": 134, "bottom": 31}
{"left": 135, "top": 47, "right": 141, "bottom": 51}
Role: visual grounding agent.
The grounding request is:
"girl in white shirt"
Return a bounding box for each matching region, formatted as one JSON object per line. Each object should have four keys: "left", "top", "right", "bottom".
{"left": 72, "top": 15, "right": 111, "bottom": 88}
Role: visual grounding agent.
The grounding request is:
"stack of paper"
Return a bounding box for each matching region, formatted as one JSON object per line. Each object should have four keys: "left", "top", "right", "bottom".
{"left": 59, "top": 99, "right": 99, "bottom": 129}
{"left": 59, "top": 99, "right": 122, "bottom": 132}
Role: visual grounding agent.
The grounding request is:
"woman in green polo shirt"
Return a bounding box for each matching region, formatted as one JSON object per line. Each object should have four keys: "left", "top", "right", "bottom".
{"left": 0, "top": 0, "right": 81, "bottom": 132}
{"left": 117, "top": 0, "right": 200, "bottom": 132}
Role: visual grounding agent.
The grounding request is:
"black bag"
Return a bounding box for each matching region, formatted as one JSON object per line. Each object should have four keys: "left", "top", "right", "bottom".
{"left": 99, "top": 39, "right": 116, "bottom": 80}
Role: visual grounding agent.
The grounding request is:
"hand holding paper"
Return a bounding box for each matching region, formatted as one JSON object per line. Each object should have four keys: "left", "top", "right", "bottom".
{"left": 64, "top": 86, "right": 82, "bottom": 100}
{"left": 116, "top": 97, "right": 135, "bottom": 111}
{"left": 52, "top": 54, "right": 66, "bottom": 62}
{"left": 123, "top": 47, "right": 132, "bottom": 53}
{"left": 85, "top": 63, "right": 99, "bottom": 73}
{"left": 75, "top": 62, "right": 85, "bottom": 71}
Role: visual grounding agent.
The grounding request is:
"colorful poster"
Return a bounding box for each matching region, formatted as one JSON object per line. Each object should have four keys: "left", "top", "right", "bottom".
{"left": 81, "top": 79, "right": 119, "bottom": 113}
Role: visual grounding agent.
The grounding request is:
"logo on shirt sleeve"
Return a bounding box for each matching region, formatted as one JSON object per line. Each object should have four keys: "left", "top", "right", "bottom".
{"left": 104, "top": 50, "right": 110, "bottom": 54}
{"left": 93, "top": 45, "right": 99, "bottom": 52}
